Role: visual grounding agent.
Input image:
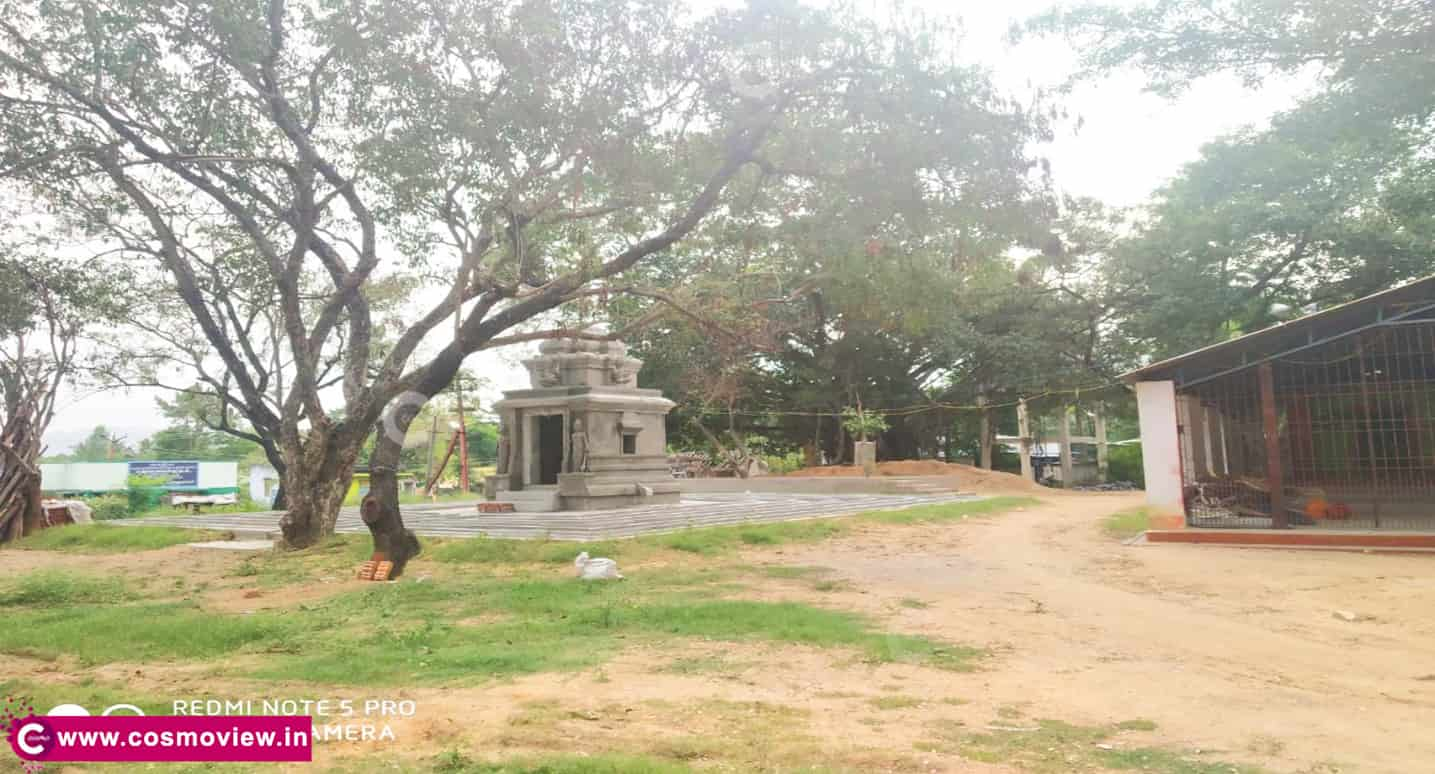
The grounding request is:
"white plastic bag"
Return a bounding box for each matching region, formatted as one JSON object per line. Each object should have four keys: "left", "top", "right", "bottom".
{"left": 573, "top": 551, "right": 622, "bottom": 580}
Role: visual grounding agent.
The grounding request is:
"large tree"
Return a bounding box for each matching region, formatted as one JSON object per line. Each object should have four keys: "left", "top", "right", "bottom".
{"left": 0, "top": 241, "right": 124, "bottom": 539}
{"left": 1025, "top": 0, "right": 1435, "bottom": 357}
{"left": 1024, "top": 0, "right": 1433, "bottom": 108}
{"left": 1, "top": 0, "right": 1046, "bottom": 568}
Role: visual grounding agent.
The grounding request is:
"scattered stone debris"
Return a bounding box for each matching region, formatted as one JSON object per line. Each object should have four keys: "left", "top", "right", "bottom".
{"left": 1332, "top": 610, "right": 1360, "bottom": 622}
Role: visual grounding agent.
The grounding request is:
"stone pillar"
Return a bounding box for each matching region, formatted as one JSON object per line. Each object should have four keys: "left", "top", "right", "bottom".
{"left": 1135, "top": 380, "right": 1185, "bottom": 528}
{"left": 854, "top": 441, "right": 877, "bottom": 477}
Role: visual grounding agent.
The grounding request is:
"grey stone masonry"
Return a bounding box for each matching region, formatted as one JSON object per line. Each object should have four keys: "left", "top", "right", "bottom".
{"left": 119, "top": 492, "right": 980, "bottom": 540}
{"left": 487, "top": 330, "right": 679, "bottom": 511}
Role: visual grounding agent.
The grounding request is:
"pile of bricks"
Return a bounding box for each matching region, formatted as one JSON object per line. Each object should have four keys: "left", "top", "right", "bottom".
{"left": 356, "top": 556, "right": 394, "bottom": 582}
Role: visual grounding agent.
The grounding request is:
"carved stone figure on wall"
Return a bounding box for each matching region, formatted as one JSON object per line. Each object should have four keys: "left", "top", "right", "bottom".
{"left": 570, "top": 417, "right": 591, "bottom": 473}
{"left": 535, "top": 360, "right": 562, "bottom": 387}
{"left": 496, "top": 421, "right": 512, "bottom": 475}
{"left": 607, "top": 359, "right": 638, "bottom": 386}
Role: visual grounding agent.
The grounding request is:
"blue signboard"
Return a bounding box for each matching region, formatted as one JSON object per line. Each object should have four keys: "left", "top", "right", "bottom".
{"left": 128, "top": 461, "right": 199, "bottom": 488}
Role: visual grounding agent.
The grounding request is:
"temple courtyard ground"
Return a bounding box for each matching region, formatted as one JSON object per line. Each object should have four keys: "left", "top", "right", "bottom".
{"left": 3, "top": 491, "right": 1433, "bottom": 773}
{"left": 113, "top": 491, "right": 984, "bottom": 540}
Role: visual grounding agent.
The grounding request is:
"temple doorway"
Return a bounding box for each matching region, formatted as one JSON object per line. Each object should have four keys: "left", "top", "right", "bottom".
{"left": 537, "top": 414, "right": 564, "bottom": 485}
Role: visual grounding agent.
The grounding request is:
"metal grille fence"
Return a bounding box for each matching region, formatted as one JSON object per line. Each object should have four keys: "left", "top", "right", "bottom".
{"left": 1178, "top": 319, "right": 1435, "bottom": 530}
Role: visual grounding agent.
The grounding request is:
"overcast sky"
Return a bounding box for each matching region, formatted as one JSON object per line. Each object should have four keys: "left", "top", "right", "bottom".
{"left": 40, "top": 0, "right": 1314, "bottom": 453}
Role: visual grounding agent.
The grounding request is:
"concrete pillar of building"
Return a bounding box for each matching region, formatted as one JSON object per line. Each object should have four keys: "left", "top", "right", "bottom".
{"left": 1135, "top": 380, "right": 1185, "bottom": 528}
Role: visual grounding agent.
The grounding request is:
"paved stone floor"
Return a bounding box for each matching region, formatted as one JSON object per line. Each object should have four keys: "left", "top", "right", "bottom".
{"left": 121, "top": 492, "right": 979, "bottom": 540}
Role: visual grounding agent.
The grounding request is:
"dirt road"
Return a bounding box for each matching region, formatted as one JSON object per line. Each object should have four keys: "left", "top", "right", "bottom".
{"left": 775, "top": 493, "right": 1435, "bottom": 773}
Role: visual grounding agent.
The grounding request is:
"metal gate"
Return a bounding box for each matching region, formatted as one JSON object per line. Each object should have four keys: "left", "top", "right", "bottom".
{"left": 1178, "top": 321, "right": 1435, "bottom": 530}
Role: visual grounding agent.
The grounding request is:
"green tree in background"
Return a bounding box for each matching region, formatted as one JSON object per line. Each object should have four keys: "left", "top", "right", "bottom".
{"left": 1025, "top": 0, "right": 1435, "bottom": 360}
{"left": 63, "top": 426, "right": 134, "bottom": 462}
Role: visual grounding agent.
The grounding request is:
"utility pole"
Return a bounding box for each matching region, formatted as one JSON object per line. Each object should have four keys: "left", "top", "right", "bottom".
{"left": 424, "top": 410, "right": 439, "bottom": 493}
{"left": 456, "top": 375, "right": 470, "bottom": 494}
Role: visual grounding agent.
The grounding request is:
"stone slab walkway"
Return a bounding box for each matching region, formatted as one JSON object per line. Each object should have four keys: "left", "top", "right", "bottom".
{"left": 120, "top": 492, "right": 978, "bottom": 540}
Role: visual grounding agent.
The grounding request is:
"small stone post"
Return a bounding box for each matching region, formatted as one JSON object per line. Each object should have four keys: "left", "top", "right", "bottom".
{"left": 854, "top": 441, "right": 877, "bottom": 477}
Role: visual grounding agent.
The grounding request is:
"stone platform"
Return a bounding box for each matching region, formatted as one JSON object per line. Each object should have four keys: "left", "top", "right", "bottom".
{"left": 117, "top": 492, "right": 980, "bottom": 541}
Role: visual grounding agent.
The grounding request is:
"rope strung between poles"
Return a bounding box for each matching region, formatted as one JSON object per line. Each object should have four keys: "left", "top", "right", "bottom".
{"left": 684, "top": 380, "right": 1129, "bottom": 419}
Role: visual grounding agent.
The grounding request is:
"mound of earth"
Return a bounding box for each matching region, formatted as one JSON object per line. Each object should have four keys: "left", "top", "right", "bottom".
{"left": 783, "top": 460, "right": 1046, "bottom": 494}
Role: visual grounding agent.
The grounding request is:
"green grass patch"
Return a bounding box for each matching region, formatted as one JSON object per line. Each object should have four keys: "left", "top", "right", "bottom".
{"left": 10, "top": 524, "right": 217, "bottom": 553}
{"left": 0, "top": 568, "right": 979, "bottom": 685}
{"left": 0, "top": 678, "right": 176, "bottom": 718}
{"left": 0, "top": 570, "right": 137, "bottom": 606}
{"left": 854, "top": 496, "right": 1039, "bottom": 525}
{"left": 252, "top": 571, "right": 980, "bottom": 686}
{"left": 649, "top": 518, "right": 849, "bottom": 555}
{"left": 931, "top": 718, "right": 1261, "bottom": 774}
{"left": 0, "top": 603, "right": 299, "bottom": 663}
{"left": 4, "top": 518, "right": 986, "bottom": 686}
{"left": 430, "top": 537, "right": 637, "bottom": 565}
{"left": 431, "top": 497, "right": 1034, "bottom": 567}
{"left": 1103, "top": 508, "right": 1152, "bottom": 539}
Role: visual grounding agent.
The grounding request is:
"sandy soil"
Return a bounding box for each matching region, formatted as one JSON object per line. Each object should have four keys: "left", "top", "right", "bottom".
{"left": 769, "top": 492, "right": 1435, "bottom": 773}
{"left": 14, "top": 494, "right": 1435, "bottom": 773}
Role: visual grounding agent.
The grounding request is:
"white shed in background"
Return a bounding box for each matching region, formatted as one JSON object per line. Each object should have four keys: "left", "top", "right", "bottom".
{"left": 249, "top": 464, "right": 280, "bottom": 507}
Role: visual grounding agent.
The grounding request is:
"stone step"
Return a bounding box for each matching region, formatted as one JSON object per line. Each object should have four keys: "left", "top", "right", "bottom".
{"left": 496, "top": 489, "right": 563, "bottom": 513}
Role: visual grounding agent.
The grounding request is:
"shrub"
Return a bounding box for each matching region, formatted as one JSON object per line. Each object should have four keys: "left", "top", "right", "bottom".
{"left": 1107, "top": 444, "right": 1144, "bottom": 487}
{"left": 125, "top": 474, "right": 170, "bottom": 514}
{"left": 763, "top": 452, "right": 804, "bottom": 475}
{"left": 88, "top": 494, "right": 131, "bottom": 521}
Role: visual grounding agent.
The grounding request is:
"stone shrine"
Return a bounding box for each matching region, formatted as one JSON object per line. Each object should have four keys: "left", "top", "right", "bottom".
{"left": 487, "top": 333, "right": 679, "bottom": 511}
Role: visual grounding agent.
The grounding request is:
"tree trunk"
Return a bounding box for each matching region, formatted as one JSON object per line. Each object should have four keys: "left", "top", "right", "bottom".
{"left": 262, "top": 446, "right": 288, "bottom": 510}
{"left": 19, "top": 476, "right": 43, "bottom": 535}
{"left": 364, "top": 427, "right": 421, "bottom": 578}
{"left": 278, "top": 433, "right": 359, "bottom": 549}
{"left": 279, "top": 478, "right": 350, "bottom": 548}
